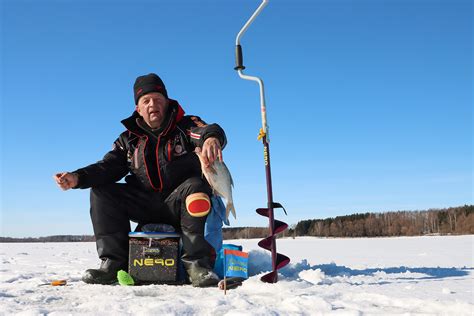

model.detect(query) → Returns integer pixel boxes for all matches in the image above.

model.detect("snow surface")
[1,235,472,315]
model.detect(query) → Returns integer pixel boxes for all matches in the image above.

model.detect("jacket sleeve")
[72,132,130,189]
[185,115,227,149]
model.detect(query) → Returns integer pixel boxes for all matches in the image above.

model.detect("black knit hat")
[133,73,168,104]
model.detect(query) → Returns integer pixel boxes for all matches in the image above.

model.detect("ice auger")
[234,0,290,283]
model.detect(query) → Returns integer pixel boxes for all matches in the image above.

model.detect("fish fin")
[224,162,234,187]
[226,202,237,221]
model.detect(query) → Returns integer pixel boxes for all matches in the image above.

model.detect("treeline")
[0,235,95,243]
[292,205,473,237]
[223,227,267,240]
[222,227,295,239]
[1,206,472,242]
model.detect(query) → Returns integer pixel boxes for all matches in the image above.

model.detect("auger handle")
[234,0,270,142]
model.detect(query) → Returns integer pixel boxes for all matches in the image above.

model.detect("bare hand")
[199,137,223,167]
[53,172,79,191]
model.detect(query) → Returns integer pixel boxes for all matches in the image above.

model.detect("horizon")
[1,0,472,238]
[1,204,471,239]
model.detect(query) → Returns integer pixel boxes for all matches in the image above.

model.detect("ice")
[0,235,472,315]
[298,268,325,284]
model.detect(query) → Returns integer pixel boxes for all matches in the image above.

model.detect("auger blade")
[272,202,287,215]
[260,254,290,284]
[256,202,290,284]
[256,208,268,217]
[276,253,290,269]
[257,236,273,250]
[274,219,288,234]
[256,208,288,234]
[256,202,287,217]
[260,270,278,283]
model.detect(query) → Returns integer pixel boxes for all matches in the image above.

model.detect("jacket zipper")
[154,109,176,192]
[141,135,160,191]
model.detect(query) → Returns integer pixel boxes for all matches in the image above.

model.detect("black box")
[128,232,181,284]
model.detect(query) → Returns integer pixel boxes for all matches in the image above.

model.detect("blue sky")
[1,0,472,237]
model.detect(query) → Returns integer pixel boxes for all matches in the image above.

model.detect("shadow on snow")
[247,250,472,282]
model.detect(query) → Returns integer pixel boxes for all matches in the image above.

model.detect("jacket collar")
[121,99,185,137]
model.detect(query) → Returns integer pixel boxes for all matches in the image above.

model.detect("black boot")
[184,262,220,287]
[180,238,220,287]
[82,259,128,285]
[179,225,220,287]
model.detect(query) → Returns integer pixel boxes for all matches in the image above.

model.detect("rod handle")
[234,45,246,70]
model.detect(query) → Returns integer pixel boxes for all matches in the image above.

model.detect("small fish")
[195,149,236,220]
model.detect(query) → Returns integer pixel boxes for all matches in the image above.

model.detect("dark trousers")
[89,177,213,271]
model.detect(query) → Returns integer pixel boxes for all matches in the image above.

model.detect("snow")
[1,235,472,315]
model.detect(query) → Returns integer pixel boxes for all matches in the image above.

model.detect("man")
[54,73,226,287]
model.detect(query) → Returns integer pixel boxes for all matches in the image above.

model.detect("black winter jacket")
[73,100,226,193]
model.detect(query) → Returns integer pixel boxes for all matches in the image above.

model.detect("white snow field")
[1,235,472,315]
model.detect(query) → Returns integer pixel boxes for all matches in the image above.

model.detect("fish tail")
[226,202,236,221]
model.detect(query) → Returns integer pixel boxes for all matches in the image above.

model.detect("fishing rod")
[234,0,290,283]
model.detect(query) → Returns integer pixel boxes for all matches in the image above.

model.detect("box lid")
[128,232,180,239]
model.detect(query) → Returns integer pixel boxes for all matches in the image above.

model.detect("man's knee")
[90,184,123,204]
[90,187,103,203]
[185,192,211,218]
[90,184,129,219]
[180,177,211,197]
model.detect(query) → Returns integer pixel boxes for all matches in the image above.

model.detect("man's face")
[136,92,169,129]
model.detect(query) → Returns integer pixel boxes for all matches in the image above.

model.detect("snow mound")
[298,269,325,284]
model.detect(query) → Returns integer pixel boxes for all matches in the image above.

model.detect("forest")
[224,205,473,239]
[291,205,474,237]
[1,205,472,242]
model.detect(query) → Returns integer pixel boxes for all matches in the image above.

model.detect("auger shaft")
[234,0,289,283]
